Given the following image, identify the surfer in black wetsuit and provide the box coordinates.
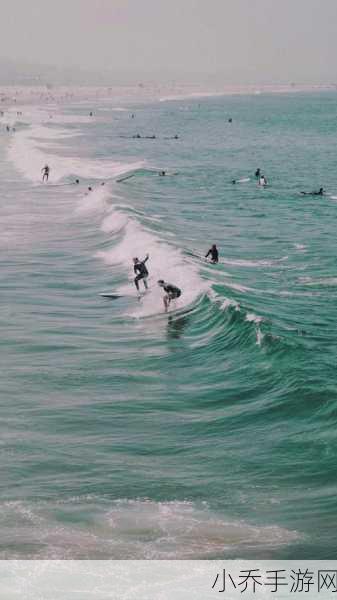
[300,187,325,196]
[133,254,149,292]
[41,164,50,182]
[255,168,261,178]
[158,280,182,312]
[205,244,219,264]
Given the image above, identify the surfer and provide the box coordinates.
[300,187,325,196]
[259,175,267,186]
[158,280,182,312]
[205,244,219,264]
[159,171,166,176]
[133,254,149,292]
[41,164,50,182]
[255,168,261,178]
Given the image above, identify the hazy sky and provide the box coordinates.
[1,0,337,83]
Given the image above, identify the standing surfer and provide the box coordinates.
[133,255,149,293]
[41,164,50,182]
[158,280,182,312]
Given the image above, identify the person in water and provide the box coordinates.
[41,164,50,182]
[255,168,261,178]
[133,254,149,292]
[259,175,267,186]
[205,244,219,263]
[158,280,181,312]
[300,187,324,196]
[159,171,166,176]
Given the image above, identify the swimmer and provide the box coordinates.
[133,254,149,292]
[158,280,182,312]
[41,164,50,182]
[205,244,219,263]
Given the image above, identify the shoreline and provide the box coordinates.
[0,82,336,110]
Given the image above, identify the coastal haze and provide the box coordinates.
[0,0,336,562]
[0,0,337,84]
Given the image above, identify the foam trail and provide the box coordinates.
[8,121,144,183]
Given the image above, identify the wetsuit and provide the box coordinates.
[163,284,181,299]
[134,257,149,290]
[206,247,219,263]
[42,166,50,182]
[301,189,324,196]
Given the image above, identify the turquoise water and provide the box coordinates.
[1,92,337,559]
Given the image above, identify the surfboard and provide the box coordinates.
[100,291,146,299]
[233,177,250,184]
[116,173,136,183]
[185,250,219,263]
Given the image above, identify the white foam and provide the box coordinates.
[246,312,263,324]
[0,498,299,559]
[222,256,288,268]
[101,211,128,233]
[97,214,208,317]
[221,298,240,311]
[75,187,111,217]
[256,326,264,346]
[8,121,144,183]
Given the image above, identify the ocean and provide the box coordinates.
[1,90,337,559]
